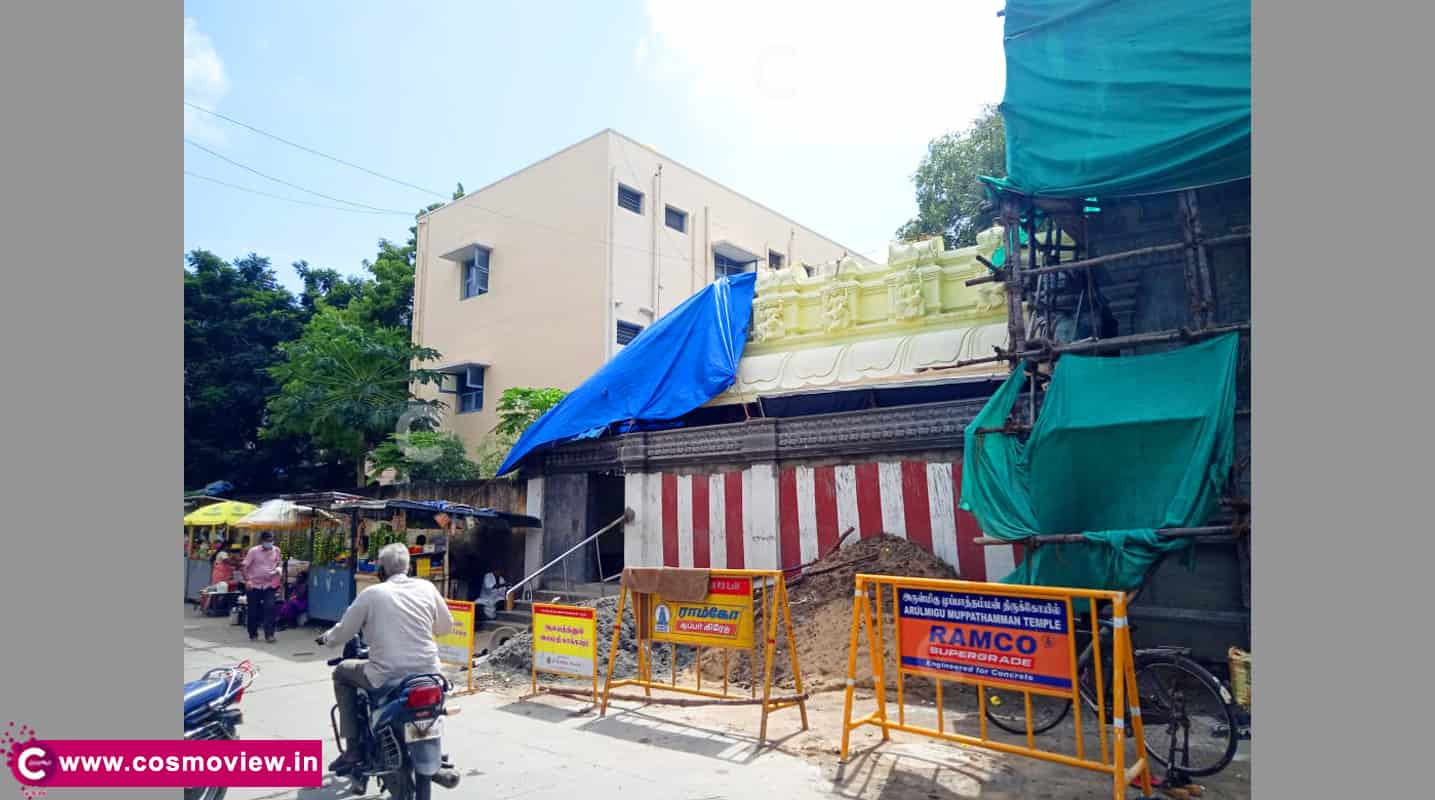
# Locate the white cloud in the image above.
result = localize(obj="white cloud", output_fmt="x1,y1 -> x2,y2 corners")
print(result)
637,0 -> 1006,149
184,17 -> 229,143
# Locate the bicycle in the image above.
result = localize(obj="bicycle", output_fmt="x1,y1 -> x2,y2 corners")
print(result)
982,556 -> 1244,780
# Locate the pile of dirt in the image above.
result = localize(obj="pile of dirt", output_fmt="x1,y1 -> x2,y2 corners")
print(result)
698,534 -> 960,695
484,596 -> 697,682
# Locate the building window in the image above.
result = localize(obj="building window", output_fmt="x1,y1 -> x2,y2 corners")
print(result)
462,246 -> 490,299
458,366 -> 484,414
617,184 -> 644,215
616,321 -> 644,345
665,205 -> 687,233
715,251 -> 755,279
768,250 -> 785,269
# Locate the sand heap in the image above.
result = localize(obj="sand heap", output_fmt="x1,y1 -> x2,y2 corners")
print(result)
699,534 -> 958,694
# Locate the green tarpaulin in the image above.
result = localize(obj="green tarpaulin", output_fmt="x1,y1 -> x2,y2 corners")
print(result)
985,0 -> 1250,200
959,334 -> 1239,596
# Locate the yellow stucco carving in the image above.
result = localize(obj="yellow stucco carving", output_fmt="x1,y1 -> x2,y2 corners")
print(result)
709,227 -> 1060,404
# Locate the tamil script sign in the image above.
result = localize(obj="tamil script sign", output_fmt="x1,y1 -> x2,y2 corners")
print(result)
896,587 -> 1072,693
533,603 -> 597,678
650,575 -> 755,649
436,599 -> 476,666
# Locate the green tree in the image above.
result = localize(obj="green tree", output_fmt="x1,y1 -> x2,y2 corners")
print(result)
184,250 -> 311,490
261,307 -> 445,486
293,261 -> 365,315
368,431 -> 482,483
471,387 -> 568,478
344,183 -> 463,329
896,105 -> 1007,248
493,387 -> 567,438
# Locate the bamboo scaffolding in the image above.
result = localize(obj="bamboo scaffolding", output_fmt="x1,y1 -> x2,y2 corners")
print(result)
966,232 -> 1251,287
973,525 -> 1240,546
953,322 -> 1250,368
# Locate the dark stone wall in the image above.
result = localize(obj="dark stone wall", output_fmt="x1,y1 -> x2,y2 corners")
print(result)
539,472 -> 596,585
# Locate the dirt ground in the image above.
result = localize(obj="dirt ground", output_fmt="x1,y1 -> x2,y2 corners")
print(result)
488,680 -> 1251,800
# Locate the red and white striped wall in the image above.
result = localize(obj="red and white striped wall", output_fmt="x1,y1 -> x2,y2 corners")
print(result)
624,459 -> 1024,582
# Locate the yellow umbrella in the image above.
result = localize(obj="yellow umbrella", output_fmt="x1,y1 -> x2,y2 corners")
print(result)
182,500 -> 258,526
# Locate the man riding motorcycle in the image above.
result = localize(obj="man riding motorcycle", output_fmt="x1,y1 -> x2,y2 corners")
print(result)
316,543 -> 455,774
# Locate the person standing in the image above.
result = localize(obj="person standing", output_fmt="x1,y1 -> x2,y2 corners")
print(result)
241,531 -> 282,643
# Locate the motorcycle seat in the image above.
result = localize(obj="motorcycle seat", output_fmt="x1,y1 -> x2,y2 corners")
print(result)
183,677 -> 230,718
358,679 -> 406,705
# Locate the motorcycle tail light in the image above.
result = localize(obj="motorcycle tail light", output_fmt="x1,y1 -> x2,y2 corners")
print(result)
406,685 -> 443,708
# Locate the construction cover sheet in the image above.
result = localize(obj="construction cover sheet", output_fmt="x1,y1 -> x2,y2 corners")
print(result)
496,272 -> 756,476
959,334 -> 1239,593
985,0 -> 1250,200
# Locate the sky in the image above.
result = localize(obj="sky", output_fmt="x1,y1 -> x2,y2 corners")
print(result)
183,1 -> 1006,294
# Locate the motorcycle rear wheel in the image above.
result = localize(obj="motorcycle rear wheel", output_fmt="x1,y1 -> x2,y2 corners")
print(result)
183,728 -> 233,800
381,767 -> 432,800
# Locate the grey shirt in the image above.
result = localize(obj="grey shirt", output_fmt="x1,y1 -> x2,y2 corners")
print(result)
321,574 -> 456,685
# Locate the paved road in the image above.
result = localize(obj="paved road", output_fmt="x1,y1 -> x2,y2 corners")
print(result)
184,611 -> 836,800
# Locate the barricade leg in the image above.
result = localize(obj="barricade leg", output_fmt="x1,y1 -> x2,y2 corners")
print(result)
759,576 -> 781,743
840,579 -> 865,761
1111,604 -> 1128,800
599,585 -> 628,716
860,583 -> 890,739
1118,597 -> 1153,798
778,577 -> 810,731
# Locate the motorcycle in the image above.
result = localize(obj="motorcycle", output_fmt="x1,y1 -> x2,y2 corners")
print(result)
182,660 -> 257,800
326,635 -> 461,800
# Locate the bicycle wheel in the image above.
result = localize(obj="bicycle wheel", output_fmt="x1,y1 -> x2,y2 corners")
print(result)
982,686 -> 1071,735
1135,653 -> 1240,777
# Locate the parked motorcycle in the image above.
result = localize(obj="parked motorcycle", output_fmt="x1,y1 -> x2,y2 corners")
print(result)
182,660 -> 257,800
326,635 -> 461,800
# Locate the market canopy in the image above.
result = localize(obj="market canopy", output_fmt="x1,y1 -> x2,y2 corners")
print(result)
984,0 -> 1250,200
182,500 -> 257,526
232,499 -> 338,530
331,499 -> 541,530
959,334 -> 1239,593
496,272 -> 757,476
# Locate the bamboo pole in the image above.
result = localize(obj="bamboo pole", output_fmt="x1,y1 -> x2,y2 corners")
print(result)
965,232 -> 1251,286
972,526 -> 1238,546
953,322 -> 1251,368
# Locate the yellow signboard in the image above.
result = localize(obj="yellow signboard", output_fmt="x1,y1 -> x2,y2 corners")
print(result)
436,599 -> 476,666
533,603 -> 598,679
650,575 -> 755,649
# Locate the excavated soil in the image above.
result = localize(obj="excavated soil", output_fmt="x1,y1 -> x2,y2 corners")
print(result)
698,534 -> 963,697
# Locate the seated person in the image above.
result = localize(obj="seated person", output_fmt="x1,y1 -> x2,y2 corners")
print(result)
475,570 -> 509,621
276,571 -> 309,627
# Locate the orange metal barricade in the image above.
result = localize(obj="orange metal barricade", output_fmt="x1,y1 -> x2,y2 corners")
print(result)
840,574 -> 1153,800
599,568 -> 809,743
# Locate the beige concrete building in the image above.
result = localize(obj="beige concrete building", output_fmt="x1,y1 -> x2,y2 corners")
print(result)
411,129 -> 870,454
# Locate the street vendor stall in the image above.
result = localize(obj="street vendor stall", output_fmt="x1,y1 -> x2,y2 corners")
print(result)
182,500 -> 256,602
311,498 -> 541,624
226,499 -> 339,623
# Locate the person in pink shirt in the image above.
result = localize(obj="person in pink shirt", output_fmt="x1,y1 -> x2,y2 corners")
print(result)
241,531 -> 283,642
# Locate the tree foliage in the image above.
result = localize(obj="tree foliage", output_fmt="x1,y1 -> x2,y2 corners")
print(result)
184,250 -> 314,491
368,431 -> 482,483
493,387 -> 567,439
470,387 -> 568,479
184,183 -> 466,491
896,105 -> 1007,248
261,308 -> 444,486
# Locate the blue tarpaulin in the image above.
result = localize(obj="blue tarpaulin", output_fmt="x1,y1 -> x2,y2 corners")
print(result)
496,272 -> 757,476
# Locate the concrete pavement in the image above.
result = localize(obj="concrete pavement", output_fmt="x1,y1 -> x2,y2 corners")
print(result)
183,609 -> 835,800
